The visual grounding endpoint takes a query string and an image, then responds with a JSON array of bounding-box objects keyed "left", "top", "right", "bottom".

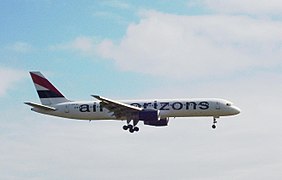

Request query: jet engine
[
  {"left": 138, "top": 109, "right": 159, "bottom": 121},
  {"left": 138, "top": 109, "right": 169, "bottom": 127},
  {"left": 144, "top": 117, "right": 169, "bottom": 126}
]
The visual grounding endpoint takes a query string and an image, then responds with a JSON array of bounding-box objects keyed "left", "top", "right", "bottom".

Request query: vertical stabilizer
[{"left": 29, "top": 72, "right": 70, "bottom": 105}]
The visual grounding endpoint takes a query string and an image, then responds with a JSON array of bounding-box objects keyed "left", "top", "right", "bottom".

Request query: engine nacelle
[
  {"left": 138, "top": 109, "right": 159, "bottom": 121},
  {"left": 144, "top": 118, "right": 169, "bottom": 127},
  {"left": 137, "top": 109, "right": 169, "bottom": 127}
]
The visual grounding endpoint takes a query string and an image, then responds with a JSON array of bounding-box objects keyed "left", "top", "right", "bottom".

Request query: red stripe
[{"left": 30, "top": 73, "right": 64, "bottom": 97}]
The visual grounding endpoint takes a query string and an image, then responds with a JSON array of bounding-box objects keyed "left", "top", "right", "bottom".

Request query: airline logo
[
  {"left": 77, "top": 101, "right": 210, "bottom": 113},
  {"left": 30, "top": 72, "right": 64, "bottom": 98}
]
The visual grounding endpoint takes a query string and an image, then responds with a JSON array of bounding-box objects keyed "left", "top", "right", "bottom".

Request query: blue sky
[
  {"left": 1, "top": 0, "right": 203, "bottom": 99},
  {"left": 1, "top": 0, "right": 282, "bottom": 179}
]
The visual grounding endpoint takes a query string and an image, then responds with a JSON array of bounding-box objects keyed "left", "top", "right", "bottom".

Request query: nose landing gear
[{"left": 212, "top": 117, "right": 217, "bottom": 129}]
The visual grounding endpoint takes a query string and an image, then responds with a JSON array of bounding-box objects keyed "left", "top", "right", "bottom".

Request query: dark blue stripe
[{"left": 37, "top": 90, "right": 64, "bottom": 98}]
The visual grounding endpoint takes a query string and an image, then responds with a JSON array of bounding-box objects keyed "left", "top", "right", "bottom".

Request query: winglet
[{"left": 92, "top": 95, "right": 102, "bottom": 100}]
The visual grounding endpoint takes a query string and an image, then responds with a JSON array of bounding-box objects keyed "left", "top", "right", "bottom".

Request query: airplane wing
[
  {"left": 24, "top": 101, "right": 57, "bottom": 111},
  {"left": 92, "top": 95, "right": 143, "bottom": 119}
]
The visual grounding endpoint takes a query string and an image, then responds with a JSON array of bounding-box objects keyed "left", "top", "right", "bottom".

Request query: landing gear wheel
[
  {"left": 123, "top": 125, "right": 129, "bottom": 130},
  {"left": 133, "top": 127, "right": 139, "bottom": 132},
  {"left": 129, "top": 127, "right": 135, "bottom": 133},
  {"left": 123, "top": 119, "right": 140, "bottom": 133},
  {"left": 212, "top": 124, "right": 216, "bottom": 129}
]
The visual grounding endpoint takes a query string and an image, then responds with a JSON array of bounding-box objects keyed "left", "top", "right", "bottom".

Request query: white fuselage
[{"left": 32, "top": 98, "right": 240, "bottom": 121}]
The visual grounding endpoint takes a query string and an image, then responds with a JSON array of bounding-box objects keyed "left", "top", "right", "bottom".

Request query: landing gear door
[{"left": 215, "top": 102, "right": 220, "bottom": 110}]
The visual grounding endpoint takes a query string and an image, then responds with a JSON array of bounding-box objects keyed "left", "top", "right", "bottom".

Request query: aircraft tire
[
  {"left": 134, "top": 127, "right": 139, "bottom": 132},
  {"left": 123, "top": 125, "right": 129, "bottom": 130},
  {"left": 129, "top": 127, "right": 135, "bottom": 133}
]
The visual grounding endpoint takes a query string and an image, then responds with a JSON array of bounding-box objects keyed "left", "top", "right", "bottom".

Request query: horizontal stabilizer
[{"left": 24, "top": 102, "right": 56, "bottom": 111}]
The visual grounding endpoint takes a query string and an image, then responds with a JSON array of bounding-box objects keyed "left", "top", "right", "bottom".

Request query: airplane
[{"left": 25, "top": 71, "right": 241, "bottom": 133}]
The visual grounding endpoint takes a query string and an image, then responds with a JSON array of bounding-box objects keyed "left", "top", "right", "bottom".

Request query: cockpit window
[{"left": 226, "top": 103, "right": 231, "bottom": 106}]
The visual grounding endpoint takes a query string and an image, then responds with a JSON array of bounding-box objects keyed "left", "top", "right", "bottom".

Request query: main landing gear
[
  {"left": 123, "top": 119, "right": 139, "bottom": 133},
  {"left": 212, "top": 117, "right": 217, "bottom": 129}
]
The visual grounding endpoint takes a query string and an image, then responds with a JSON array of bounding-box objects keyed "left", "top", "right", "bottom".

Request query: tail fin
[{"left": 29, "top": 71, "right": 70, "bottom": 105}]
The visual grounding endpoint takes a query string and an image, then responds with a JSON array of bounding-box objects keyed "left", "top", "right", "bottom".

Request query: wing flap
[
  {"left": 92, "top": 95, "right": 142, "bottom": 111},
  {"left": 92, "top": 95, "right": 142, "bottom": 119}
]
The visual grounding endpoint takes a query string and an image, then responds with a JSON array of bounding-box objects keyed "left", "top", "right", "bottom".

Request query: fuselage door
[
  {"left": 215, "top": 102, "right": 220, "bottom": 110},
  {"left": 65, "top": 104, "right": 69, "bottom": 113}
]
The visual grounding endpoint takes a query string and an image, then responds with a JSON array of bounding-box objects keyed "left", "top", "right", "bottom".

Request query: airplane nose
[{"left": 232, "top": 106, "right": 241, "bottom": 115}]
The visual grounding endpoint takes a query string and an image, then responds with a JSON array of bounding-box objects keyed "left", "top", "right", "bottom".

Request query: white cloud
[
  {"left": 197, "top": 0, "right": 282, "bottom": 15},
  {"left": 2, "top": 3, "right": 282, "bottom": 180},
  {"left": 6, "top": 42, "right": 34, "bottom": 53},
  {"left": 2, "top": 71, "right": 282, "bottom": 180},
  {"left": 50, "top": 36, "right": 96, "bottom": 55},
  {"left": 0, "top": 67, "right": 26, "bottom": 97},
  {"left": 96, "top": 11, "right": 282, "bottom": 78}
]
